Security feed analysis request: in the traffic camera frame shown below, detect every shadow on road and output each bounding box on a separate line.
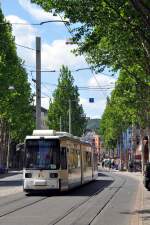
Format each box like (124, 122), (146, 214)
(0, 180), (22, 187)
(120, 208), (150, 221)
(98, 172), (109, 177)
(26, 179), (114, 197)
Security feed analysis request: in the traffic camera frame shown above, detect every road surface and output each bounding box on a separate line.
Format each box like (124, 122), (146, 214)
(0, 171), (139, 225)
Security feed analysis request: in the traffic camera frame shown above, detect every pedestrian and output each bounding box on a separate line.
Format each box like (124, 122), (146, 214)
(129, 161), (133, 172)
(102, 160), (104, 168)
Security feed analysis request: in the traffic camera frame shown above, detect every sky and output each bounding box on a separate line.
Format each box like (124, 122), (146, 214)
(1, 0), (117, 119)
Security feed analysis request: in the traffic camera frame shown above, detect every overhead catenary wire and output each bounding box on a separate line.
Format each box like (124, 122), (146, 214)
(40, 81), (114, 91)
(57, 13), (115, 98)
(28, 74), (51, 99)
(16, 43), (36, 51)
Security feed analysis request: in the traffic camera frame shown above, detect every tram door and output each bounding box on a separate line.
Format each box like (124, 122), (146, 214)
(60, 146), (68, 190)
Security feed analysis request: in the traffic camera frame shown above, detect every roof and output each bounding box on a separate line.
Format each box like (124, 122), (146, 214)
(25, 130), (91, 145)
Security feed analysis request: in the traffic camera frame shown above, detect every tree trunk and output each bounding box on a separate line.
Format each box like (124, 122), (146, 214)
(0, 119), (9, 166)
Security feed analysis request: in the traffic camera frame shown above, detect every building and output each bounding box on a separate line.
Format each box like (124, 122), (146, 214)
(82, 118), (101, 161)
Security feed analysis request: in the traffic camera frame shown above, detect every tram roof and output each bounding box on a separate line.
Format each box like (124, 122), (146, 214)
(25, 130), (91, 145)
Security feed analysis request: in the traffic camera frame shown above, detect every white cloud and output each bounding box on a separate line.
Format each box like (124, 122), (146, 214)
(18, 0), (63, 22)
(42, 40), (87, 69)
(41, 96), (106, 117)
(41, 97), (50, 110)
(88, 74), (116, 87)
(5, 14), (114, 118)
(5, 15), (86, 71)
(80, 97), (106, 118)
(6, 15), (36, 47)
(6, 15), (36, 66)
(79, 74), (117, 118)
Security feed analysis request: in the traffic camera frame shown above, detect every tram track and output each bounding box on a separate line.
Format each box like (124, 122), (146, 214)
(48, 174), (126, 225)
(0, 174), (113, 220)
(0, 172), (125, 225)
(88, 177), (126, 225)
(48, 182), (110, 225)
(0, 179), (108, 219)
(0, 195), (27, 208)
(0, 195), (49, 218)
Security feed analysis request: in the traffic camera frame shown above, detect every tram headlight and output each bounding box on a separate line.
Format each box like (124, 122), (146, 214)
(49, 173), (58, 178)
(25, 173), (32, 178)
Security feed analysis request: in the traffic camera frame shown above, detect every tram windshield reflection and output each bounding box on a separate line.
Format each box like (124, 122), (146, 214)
(25, 139), (60, 170)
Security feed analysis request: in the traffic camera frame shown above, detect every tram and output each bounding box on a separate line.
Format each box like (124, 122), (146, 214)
(23, 130), (98, 193)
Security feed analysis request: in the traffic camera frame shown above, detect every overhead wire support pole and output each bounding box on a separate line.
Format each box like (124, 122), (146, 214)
(60, 116), (62, 132)
(36, 37), (41, 129)
(69, 100), (71, 134)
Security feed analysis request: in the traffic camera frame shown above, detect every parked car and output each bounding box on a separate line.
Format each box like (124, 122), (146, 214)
(0, 165), (7, 174)
(143, 163), (150, 190)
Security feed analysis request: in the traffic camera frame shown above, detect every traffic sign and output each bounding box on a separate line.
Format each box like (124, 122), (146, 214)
(89, 98), (94, 103)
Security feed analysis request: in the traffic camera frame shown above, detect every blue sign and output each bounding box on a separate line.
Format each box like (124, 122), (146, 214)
(89, 98), (94, 103)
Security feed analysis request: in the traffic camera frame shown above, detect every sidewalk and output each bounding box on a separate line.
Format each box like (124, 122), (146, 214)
(139, 176), (150, 225)
(0, 170), (23, 197)
(116, 171), (150, 225)
(0, 169), (22, 178)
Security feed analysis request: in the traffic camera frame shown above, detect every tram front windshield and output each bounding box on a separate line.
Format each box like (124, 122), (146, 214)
(25, 139), (60, 170)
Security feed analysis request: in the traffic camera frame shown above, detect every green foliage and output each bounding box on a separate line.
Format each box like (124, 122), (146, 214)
(100, 66), (150, 148)
(32, 0), (150, 78)
(32, 0), (150, 147)
(48, 65), (86, 136)
(0, 9), (34, 142)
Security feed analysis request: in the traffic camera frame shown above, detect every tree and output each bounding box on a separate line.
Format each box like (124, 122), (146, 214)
(48, 65), (86, 136)
(0, 9), (34, 166)
(32, 0), (150, 79)
(32, 0), (150, 152)
(100, 66), (150, 149)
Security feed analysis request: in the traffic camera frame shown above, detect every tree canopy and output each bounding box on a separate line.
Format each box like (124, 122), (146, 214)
(0, 8), (34, 144)
(48, 65), (87, 136)
(100, 66), (150, 149)
(32, 0), (150, 148)
(32, 0), (150, 79)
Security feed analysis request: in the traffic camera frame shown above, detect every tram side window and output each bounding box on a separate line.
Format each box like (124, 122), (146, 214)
(86, 152), (92, 167)
(68, 149), (80, 170)
(61, 147), (67, 170)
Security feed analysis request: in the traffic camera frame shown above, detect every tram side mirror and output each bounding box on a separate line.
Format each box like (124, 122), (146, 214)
(16, 143), (25, 152)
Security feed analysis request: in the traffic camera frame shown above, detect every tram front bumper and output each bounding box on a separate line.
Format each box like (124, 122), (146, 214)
(23, 179), (59, 191)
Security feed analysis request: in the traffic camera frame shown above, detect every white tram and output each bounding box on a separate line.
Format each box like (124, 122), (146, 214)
(23, 130), (98, 193)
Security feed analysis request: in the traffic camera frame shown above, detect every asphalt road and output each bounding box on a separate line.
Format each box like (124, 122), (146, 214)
(0, 171), (139, 225)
